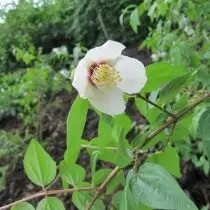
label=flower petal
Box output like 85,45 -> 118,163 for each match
115,55 -> 147,94
88,87 -> 125,116
72,58 -> 89,98
85,40 -> 125,62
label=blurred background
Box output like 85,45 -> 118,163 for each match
0,0 -> 210,209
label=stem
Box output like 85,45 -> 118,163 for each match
85,166 -> 121,210
0,187 -> 95,210
137,94 -> 176,119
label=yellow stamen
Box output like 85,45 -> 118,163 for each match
91,64 -> 121,86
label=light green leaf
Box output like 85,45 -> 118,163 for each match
92,169 -> 111,186
112,189 -> 152,210
143,62 -> 185,92
197,108 -> 210,164
135,97 -> 148,117
159,73 -> 192,103
59,161 -> 85,187
172,114 -> 192,142
92,169 -> 125,194
37,197 -> 65,210
64,97 -> 89,164
97,148 -> 132,167
91,151 -> 100,186
11,202 -> 35,210
23,139 -> 56,187
130,8 -> 140,33
72,191 -> 105,210
146,146 -> 181,177
128,163 -> 198,210
107,170 -> 125,194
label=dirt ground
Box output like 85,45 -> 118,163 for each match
0,48 -> 209,209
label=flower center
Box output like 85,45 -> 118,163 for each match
89,63 -> 121,87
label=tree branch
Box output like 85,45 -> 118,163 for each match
0,187 -> 96,210
85,166 -> 121,210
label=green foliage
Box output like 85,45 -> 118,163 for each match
0,131 -> 26,190
197,108 -> 210,167
59,162 -> 86,187
146,146 -> 181,178
142,62 -> 185,92
0,0 -> 140,73
64,97 -> 89,164
11,202 -> 35,210
128,163 -> 198,210
24,139 -> 57,187
36,197 -> 65,210
1,0 -> 210,209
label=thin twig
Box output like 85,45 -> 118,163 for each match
0,187 -> 96,210
137,94 -> 176,119
85,166 -> 121,210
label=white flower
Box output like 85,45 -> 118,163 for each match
72,40 -> 147,116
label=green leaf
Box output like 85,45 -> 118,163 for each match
159,73 -> 192,103
172,114 -> 192,142
97,148 -> 132,167
143,62 -> 185,92
11,202 -> 35,210
97,113 -> 114,148
128,163 -> 198,210
197,108 -> 210,164
112,189 -> 152,210
91,151 -> 100,186
135,97 -> 148,117
72,191 -> 105,210
107,170 -> 125,194
92,169 -> 111,186
37,197 -> 65,210
130,8 -> 140,33
146,146 -> 181,177
23,139 -> 56,187
64,97 -> 89,164
59,161 -> 85,187
112,114 -> 132,163
92,169 -> 125,194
